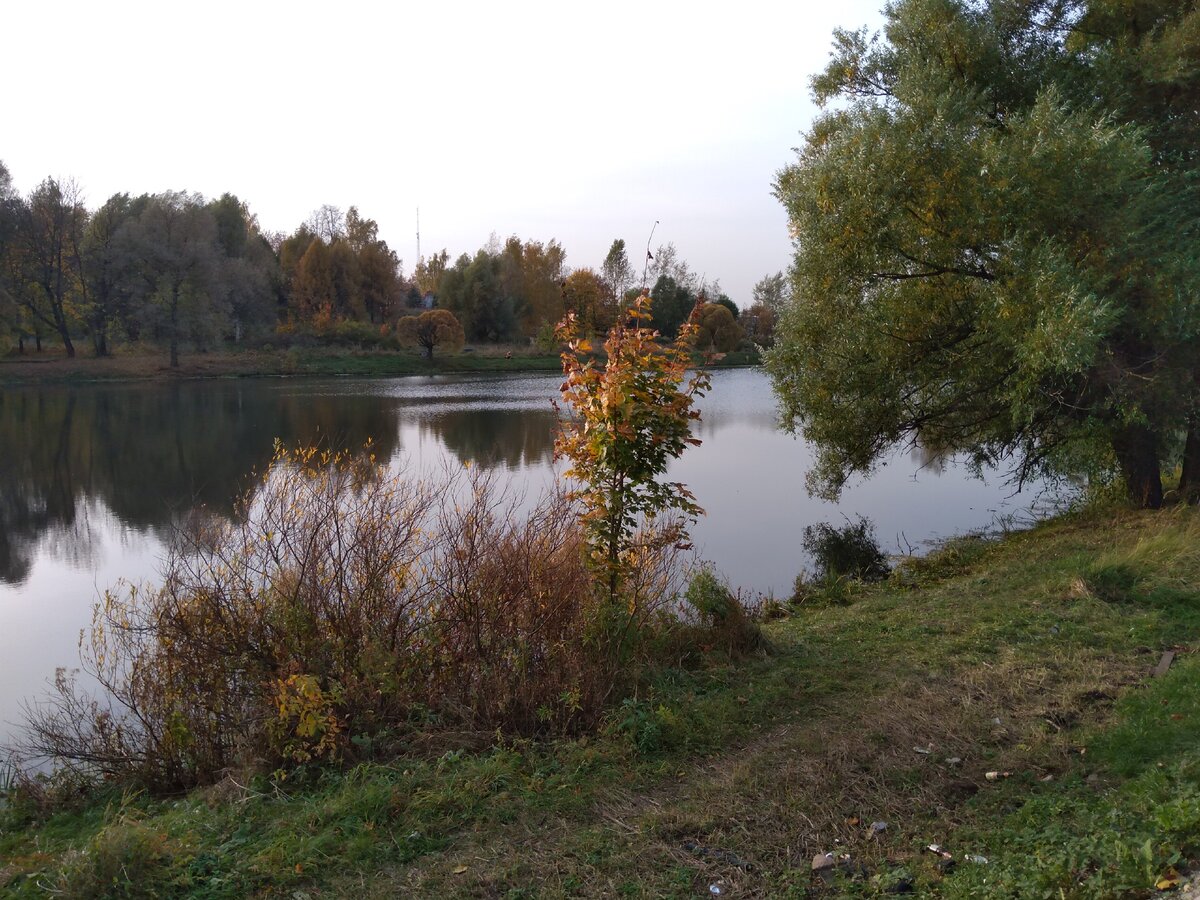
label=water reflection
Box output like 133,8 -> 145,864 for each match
425,407 -> 558,469
2,370 -> 1066,750
0,383 -> 406,585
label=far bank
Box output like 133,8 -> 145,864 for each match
0,345 -> 762,386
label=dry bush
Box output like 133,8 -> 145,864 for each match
13,445 -> 687,792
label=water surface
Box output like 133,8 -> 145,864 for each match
0,370 -> 1057,746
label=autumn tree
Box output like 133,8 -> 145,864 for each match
414,248 -> 449,296
768,0 -> 1200,508
711,294 -> 739,320
12,178 -> 89,356
124,191 -> 225,367
488,236 -> 567,339
741,301 -> 776,347
78,193 -> 136,356
555,295 -> 709,603
693,302 -> 744,353
0,161 -> 20,347
397,308 -> 465,359
562,268 -> 609,334
345,206 -> 403,325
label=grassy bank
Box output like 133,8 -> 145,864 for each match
0,347 -> 762,385
3,504 -> 1198,897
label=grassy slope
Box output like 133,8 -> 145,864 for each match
2,505 -> 1198,898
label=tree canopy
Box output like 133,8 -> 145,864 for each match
767,0 -> 1200,507
397,308 -> 464,359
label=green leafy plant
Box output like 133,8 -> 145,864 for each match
802,515 -> 890,583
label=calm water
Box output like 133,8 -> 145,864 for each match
0,369 -> 1059,746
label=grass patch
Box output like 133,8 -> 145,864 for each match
3,505 -> 1199,897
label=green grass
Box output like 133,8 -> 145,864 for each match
3,504 -> 1198,897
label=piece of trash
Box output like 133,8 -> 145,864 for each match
1040,774 -> 1054,782
964,854 -> 989,865
1049,625 -> 1060,635
925,844 -> 953,860
812,852 -> 836,872
846,816 -> 860,826
991,717 -> 1002,725
709,883 -> 724,896
452,865 -> 468,875
682,842 -> 752,871
944,757 -> 962,766
1086,773 -> 1100,784
984,771 -> 1011,781
868,821 -> 888,838
913,746 -> 932,755
1152,650 -> 1176,678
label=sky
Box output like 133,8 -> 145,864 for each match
2,0 -> 885,305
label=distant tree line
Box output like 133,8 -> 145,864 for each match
0,161 -> 765,364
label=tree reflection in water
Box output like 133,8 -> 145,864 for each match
0,383 -> 405,585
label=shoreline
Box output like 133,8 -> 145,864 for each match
0,347 -> 762,387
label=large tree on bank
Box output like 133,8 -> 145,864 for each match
767,0 -> 1200,508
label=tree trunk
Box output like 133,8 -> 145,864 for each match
1180,415 -> 1200,504
1113,423 -> 1163,509
169,284 -> 180,368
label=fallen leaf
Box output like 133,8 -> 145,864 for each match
453,865 -> 469,875
1156,868 -> 1182,890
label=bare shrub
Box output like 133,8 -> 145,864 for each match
13,444 -> 686,792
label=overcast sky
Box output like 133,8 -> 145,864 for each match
3,0 -> 884,305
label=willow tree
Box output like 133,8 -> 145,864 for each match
767,0 -> 1200,507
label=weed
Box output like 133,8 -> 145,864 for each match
802,515 -> 890,583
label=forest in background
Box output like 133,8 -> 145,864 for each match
0,163 -> 782,366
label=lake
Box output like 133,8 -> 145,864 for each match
0,369 -> 1060,748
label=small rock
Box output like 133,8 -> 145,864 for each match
944,757 -> 962,766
